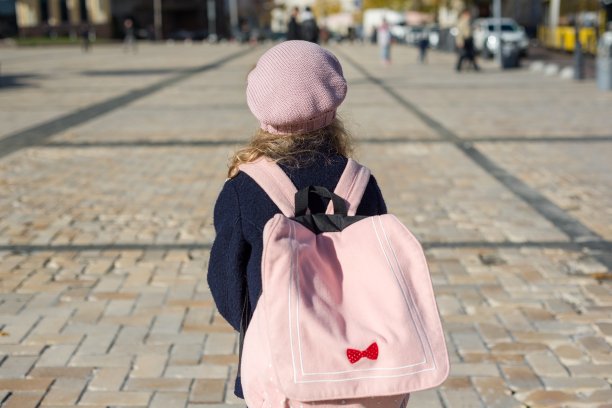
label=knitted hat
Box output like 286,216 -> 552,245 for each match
247,40 -> 347,135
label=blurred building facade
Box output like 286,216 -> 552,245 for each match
15,0 -> 112,37
12,0 -> 267,39
0,0 -> 17,37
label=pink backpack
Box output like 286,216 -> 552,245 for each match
238,158 -> 449,408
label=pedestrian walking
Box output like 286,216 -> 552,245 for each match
378,20 -> 392,65
418,25 -> 430,64
123,19 -> 137,53
286,6 -> 301,41
300,6 -> 319,43
80,24 -> 91,53
455,10 -> 479,72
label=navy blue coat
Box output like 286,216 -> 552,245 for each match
207,154 -> 387,398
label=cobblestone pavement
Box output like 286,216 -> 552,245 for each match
0,42 -> 611,407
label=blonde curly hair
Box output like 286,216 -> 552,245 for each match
227,117 -> 354,178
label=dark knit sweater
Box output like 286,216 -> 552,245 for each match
207,154 -> 387,398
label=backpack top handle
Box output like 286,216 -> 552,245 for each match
294,186 -> 348,217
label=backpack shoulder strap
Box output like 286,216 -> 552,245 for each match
329,159 -> 372,216
238,158 -> 297,217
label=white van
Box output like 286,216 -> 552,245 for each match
473,18 -> 529,58
363,8 -> 405,42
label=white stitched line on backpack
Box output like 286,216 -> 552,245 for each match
384,215 -> 440,373
290,217 -> 434,381
378,216 -> 434,368
376,216 -> 428,360
293,222 -> 309,377
294,366 -> 437,383
288,220 -> 299,382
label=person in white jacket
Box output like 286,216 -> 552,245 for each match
378,20 -> 392,65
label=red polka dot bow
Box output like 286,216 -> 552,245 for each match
346,342 -> 379,364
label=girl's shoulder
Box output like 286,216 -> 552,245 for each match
221,171 -> 265,200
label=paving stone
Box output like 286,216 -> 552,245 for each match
149,391 -> 188,408
204,333 -> 236,355
88,367 -> 129,391
190,379 -> 226,403
69,353 -> 132,368
579,389 -> 612,404
450,363 -> 500,377
28,367 -> 93,379
511,331 -> 569,346
405,389 -> 444,407
0,378 -> 53,391
36,344 -> 78,367
461,352 -> 524,364
472,377 -> 523,408
2,391 -> 45,408
490,342 -> 548,354
131,353 -> 169,379
440,387 -> 485,408
453,331 -> 488,353
541,376 -> 610,392
164,364 -> 228,379
569,363 -> 612,377
516,390 -> 579,407
476,323 -> 511,345
501,365 -> 542,391
40,377 -> 87,406
78,391 -> 152,406
0,345 -> 44,357
526,351 -> 569,377
168,343 -> 202,366
0,356 -> 37,378
75,326 -> 120,355
24,333 -> 84,346
553,344 -> 589,365
124,378 -> 192,392
596,322 -> 612,336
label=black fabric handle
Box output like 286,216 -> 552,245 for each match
295,186 -> 347,217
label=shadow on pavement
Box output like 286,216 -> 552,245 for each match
0,73 -> 44,89
82,68 -> 181,76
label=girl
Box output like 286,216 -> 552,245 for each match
207,41 -> 389,402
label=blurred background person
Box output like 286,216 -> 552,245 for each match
300,6 -> 319,43
287,7 -> 301,41
378,19 -> 392,66
80,24 -> 91,53
455,10 -> 479,72
418,24 -> 430,64
123,19 -> 137,53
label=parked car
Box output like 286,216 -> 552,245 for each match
427,25 -> 440,48
473,18 -> 529,58
404,26 -> 424,45
389,22 -> 408,43
363,8 -> 405,42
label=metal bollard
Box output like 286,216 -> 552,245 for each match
573,23 -> 585,80
596,32 -> 612,91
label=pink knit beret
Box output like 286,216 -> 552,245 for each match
247,40 -> 347,135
